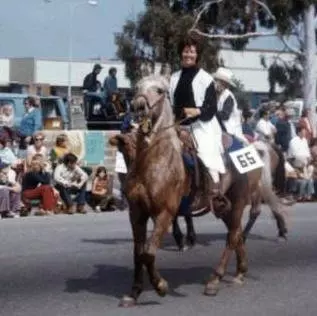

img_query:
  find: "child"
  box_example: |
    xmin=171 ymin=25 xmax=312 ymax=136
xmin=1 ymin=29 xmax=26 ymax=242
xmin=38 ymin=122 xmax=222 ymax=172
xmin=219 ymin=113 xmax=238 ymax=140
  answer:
xmin=91 ymin=166 xmax=115 ymax=212
xmin=50 ymin=134 xmax=70 ymax=168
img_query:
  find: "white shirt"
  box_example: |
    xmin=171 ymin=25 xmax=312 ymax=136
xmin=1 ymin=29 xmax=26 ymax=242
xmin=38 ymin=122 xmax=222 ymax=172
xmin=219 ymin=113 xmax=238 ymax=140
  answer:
xmin=255 ymin=119 xmax=276 ymax=138
xmin=54 ymin=164 xmax=88 ymax=187
xmin=288 ymin=136 xmax=311 ymax=166
xmin=27 ymin=145 xmax=47 ymax=158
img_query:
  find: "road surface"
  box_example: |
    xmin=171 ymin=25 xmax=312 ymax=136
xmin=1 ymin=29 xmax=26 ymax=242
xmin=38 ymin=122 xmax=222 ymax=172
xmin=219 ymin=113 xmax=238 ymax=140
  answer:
xmin=0 ymin=203 xmax=316 ymax=316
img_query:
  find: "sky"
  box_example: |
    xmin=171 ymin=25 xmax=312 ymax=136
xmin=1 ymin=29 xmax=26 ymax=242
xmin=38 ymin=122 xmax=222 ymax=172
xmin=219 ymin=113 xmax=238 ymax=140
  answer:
xmin=0 ymin=0 xmax=287 ymax=60
xmin=0 ymin=0 xmax=145 ymax=59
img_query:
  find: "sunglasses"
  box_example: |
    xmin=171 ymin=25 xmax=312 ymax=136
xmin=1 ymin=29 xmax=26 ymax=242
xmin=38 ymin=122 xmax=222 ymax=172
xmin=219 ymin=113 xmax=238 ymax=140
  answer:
xmin=35 ymin=138 xmax=43 ymax=141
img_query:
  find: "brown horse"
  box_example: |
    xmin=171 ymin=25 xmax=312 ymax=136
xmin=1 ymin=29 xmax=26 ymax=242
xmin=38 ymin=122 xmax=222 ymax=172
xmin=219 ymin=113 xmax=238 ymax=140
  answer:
xmin=110 ymin=131 xmax=289 ymax=252
xmin=110 ymin=131 xmax=198 ymax=251
xmin=115 ymin=75 xmax=287 ymax=307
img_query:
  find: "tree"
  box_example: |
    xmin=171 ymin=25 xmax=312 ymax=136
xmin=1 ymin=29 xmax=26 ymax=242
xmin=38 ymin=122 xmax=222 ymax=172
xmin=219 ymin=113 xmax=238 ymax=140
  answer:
xmin=115 ymin=1 xmax=221 ymax=85
xmin=188 ymin=0 xmax=317 ymax=133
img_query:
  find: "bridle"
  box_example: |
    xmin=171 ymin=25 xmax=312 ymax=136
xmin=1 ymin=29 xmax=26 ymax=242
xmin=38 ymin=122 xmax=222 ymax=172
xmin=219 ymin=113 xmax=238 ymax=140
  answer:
xmin=133 ymin=88 xmax=190 ymax=136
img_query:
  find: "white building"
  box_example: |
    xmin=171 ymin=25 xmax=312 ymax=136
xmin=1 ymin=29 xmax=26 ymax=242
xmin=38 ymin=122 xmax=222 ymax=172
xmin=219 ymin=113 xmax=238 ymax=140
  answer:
xmin=0 ymin=58 xmax=10 ymax=87
xmin=0 ymin=48 xmax=300 ymax=106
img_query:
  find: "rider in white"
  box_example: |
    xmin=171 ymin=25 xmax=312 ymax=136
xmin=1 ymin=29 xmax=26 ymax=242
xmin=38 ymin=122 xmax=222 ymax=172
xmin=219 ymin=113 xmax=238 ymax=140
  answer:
xmin=214 ymin=67 xmax=248 ymax=143
xmin=169 ymin=37 xmax=226 ymax=191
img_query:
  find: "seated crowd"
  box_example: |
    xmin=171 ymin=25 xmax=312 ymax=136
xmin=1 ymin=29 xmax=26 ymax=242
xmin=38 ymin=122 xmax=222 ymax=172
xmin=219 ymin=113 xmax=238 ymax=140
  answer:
xmin=249 ymin=105 xmax=317 ymax=202
xmin=0 ymin=132 xmax=116 ymax=219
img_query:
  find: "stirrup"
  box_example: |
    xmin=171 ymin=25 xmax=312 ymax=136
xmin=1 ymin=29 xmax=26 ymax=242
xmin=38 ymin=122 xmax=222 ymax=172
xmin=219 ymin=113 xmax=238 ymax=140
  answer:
xmin=211 ymin=193 xmax=231 ymax=218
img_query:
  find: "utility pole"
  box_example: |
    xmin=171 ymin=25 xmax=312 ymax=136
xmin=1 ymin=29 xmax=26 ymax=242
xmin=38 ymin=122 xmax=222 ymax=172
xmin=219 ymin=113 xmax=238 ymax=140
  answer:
xmin=303 ymin=4 xmax=316 ymax=136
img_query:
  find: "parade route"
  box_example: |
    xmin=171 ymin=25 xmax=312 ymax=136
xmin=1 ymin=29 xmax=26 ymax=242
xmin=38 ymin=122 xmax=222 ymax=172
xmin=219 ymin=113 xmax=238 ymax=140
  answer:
xmin=0 ymin=204 xmax=316 ymax=316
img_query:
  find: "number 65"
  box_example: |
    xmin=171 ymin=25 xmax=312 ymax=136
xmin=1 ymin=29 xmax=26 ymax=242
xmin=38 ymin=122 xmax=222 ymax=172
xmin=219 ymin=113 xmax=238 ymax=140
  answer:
xmin=237 ymin=152 xmax=256 ymax=168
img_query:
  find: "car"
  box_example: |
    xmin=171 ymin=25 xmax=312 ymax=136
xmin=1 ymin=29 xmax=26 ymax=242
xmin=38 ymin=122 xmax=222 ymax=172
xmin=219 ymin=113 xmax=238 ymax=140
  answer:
xmin=0 ymin=93 xmax=69 ymax=130
xmin=84 ymin=91 xmax=131 ymax=130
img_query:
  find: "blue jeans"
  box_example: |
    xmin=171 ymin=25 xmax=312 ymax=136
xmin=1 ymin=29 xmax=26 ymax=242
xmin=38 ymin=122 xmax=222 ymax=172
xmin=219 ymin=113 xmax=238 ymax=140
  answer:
xmin=297 ymin=179 xmax=314 ymax=197
xmin=55 ymin=183 xmax=86 ymax=207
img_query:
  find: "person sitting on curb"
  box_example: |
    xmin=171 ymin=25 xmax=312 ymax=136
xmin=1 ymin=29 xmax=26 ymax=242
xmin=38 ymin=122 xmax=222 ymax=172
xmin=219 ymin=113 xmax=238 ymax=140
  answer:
xmin=22 ymin=156 xmax=59 ymax=216
xmin=0 ymin=159 xmax=21 ymax=219
xmin=90 ymin=166 xmax=115 ymax=212
xmin=54 ymin=153 xmax=88 ymax=214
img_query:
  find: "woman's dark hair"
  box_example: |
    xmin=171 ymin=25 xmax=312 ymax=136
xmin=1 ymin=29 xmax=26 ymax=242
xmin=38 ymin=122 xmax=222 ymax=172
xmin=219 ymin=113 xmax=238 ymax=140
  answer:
xmin=109 ymin=67 xmax=117 ymax=75
xmin=63 ymin=153 xmax=78 ymax=165
xmin=301 ymin=108 xmax=308 ymax=117
xmin=0 ymin=137 xmax=7 ymax=148
xmin=259 ymin=109 xmax=269 ymax=118
xmin=24 ymin=96 xmax=38 ymax=108
xmin=95 ymin=166 xmax=107 ymax=178
xmin=56 ymin=134 xmax=68 ymax=146
xmin=178 ymin=36 xmax=202 ymax=61
xmin=242 ymin=109 xmax=253 ymax=120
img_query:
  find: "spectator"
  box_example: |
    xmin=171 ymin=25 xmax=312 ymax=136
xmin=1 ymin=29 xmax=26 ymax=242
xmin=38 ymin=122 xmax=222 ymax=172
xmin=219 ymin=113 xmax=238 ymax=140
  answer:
xmin=0 ymin=137 xmax=18 ymax=166
xmin=242 ymin=109 xmax=255 ymax=141
xmin=0 ymin=103 xmax=14 ymax=127
xmin=255 ymin=109 xmax=276 ymax=142
xmin=275 ymin=108 xmax=291 ymax=152
xmin=54 ymin=153 xmax=88 ymax=214
xmin=26 ymin=132 xmax=48 ymax=168
xmin=22 ymin=157 xmax=58 ymax=216
xmin=296 ymin=164 xmax=314 ymax=201
xmin=50 ymin=134 xmax=70 ymax=168
xmin=288 ymin=127 xmax=311 ymax=168
xmin=0 ymin=160 xmax=21 ymax=218
xmin=16 ymin=97 xmax=42 ymax=152
xmin=90 ymin=166 xmax=115 ymax=212
xmin=83 ymin=64 xmax=103 ymax=93
xmin=298 ymin=109 xmax=313 ymax=142
xmin=103 ymin=67 xmax=118 ymax=100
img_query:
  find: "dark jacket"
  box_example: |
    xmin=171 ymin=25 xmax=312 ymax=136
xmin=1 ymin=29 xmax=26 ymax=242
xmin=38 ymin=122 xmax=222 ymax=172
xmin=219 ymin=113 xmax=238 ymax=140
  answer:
xmin=275 ymin=119 xmax=291 ymax=152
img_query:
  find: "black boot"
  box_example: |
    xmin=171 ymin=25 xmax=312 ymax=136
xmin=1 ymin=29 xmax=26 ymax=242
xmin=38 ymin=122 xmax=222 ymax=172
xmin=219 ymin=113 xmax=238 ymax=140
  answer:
xmin=210 ymin=178 xmax=232 ymax=218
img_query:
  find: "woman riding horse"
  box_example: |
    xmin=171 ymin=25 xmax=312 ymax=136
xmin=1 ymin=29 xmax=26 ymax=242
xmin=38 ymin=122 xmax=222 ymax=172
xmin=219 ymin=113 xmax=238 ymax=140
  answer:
xmin=169 ymin=37 xmax=229 ymax=210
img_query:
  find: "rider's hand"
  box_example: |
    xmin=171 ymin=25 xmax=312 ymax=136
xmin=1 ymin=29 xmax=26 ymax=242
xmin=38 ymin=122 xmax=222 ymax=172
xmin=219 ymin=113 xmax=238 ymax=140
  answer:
xmin=183 ymin=108 xmax=200 ymax=118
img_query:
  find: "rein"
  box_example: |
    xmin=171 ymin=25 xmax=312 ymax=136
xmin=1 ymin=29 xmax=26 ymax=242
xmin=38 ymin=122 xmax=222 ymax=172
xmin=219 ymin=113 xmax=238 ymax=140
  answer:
xmin=134 ymin=91 xmax=192 ymax=136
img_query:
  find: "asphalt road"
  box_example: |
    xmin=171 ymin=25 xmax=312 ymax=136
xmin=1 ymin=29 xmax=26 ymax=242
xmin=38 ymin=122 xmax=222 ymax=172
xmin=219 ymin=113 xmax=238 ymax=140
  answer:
xmin=0 ymin=203 xmax=317 ymax=316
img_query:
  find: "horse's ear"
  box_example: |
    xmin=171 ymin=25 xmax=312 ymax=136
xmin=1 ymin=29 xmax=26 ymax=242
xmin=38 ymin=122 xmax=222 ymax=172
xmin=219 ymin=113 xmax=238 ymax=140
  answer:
xmin=109 ymin=135 xmax=120 ymax=146
xmin=109 ymin=134 xmax=126 ymax=147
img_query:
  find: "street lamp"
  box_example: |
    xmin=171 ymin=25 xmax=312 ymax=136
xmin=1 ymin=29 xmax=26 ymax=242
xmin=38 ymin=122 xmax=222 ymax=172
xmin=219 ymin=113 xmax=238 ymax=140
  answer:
xmin=44 ymin=0 xmax=98 ymax=129
xmin=67 ymin=0 xmax=98 ymax=129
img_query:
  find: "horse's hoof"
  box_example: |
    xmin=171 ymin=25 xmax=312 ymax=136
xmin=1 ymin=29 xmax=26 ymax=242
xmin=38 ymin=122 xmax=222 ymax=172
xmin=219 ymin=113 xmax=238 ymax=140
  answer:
xmin=186 ymin=236 xmax=196 ymax=248
xmin=204 ymin=282 xmax=219 ymax=296
xmin=179 ymin=245 xmax=189 ymax=252
xmin=155 ymin=278 xmax=169 ymax=297
xmin=277 ymin=235 xmax=287 ymax=243
xmin=119 ymin=295 xmax=137 ymax=308
xmin=232 ymin=274 xmax=245 ymax=285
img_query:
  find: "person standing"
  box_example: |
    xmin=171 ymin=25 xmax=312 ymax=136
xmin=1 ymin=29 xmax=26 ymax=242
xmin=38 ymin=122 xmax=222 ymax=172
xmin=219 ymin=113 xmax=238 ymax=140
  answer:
xmin=83 ymin=64 xmax=103 ymax=93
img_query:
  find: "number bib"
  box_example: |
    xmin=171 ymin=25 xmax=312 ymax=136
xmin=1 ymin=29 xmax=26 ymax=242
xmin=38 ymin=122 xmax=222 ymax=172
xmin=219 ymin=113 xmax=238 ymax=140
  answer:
xmin=229 ymin=145 xmax=264 ymax=174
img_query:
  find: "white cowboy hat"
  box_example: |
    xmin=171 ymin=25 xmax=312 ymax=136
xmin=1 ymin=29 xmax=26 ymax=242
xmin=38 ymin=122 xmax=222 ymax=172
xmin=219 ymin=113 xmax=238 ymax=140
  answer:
xmin=213 ymin=67 xmax=236 ymax=88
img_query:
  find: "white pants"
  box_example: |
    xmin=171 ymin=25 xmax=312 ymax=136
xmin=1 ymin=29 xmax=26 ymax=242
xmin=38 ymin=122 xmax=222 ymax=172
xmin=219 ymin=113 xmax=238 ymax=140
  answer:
xmin=191 ymin=120 xmax=226 ymax=183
